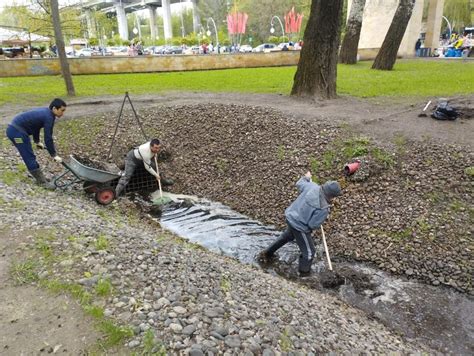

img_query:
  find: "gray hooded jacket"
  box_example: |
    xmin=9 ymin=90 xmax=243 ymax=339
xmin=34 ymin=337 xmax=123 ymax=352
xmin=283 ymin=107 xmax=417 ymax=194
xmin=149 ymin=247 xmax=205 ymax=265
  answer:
xmin=285 ymin=176 xmax=330 ymax=233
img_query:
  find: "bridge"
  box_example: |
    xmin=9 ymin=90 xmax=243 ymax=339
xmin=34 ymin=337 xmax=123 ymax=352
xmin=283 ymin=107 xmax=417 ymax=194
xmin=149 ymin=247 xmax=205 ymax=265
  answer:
xmin=82 ymin=0 xmax=199 ymax=41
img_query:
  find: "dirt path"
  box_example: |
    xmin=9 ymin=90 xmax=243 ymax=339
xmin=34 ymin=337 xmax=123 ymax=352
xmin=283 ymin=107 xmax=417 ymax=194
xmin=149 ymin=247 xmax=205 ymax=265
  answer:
xmin=1 ymin=92 xmax=472 ymax=148
xmin=0 ymin=229 xmax=98 ymax=355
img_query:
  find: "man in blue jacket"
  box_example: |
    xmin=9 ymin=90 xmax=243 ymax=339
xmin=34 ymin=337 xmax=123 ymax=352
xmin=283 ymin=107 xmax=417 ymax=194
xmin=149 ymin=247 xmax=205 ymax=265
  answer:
xmin=258 ymin=171 xmax=341 ymax=276
xmin=6 ymin=98 xmax=66 ymax=188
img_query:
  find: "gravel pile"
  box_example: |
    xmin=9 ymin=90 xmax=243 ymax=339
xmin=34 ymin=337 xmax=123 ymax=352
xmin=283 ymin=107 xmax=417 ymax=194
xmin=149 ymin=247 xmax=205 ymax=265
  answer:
xmin=0 ymin=150 xmax=433 ymax=353
xmin=54 ymin=103 xmax=472 ymax=294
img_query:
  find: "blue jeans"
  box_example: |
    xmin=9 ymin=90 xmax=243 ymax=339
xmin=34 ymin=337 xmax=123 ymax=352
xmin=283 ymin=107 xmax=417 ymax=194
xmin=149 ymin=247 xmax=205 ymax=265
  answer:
xmin=6 ymin=125 xmax=39 ymax=171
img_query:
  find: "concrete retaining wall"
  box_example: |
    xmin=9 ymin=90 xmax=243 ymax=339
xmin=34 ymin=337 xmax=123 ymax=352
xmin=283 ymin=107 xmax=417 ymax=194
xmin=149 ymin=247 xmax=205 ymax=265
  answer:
xmin=0 ymin=52 xmax=301 ymax=77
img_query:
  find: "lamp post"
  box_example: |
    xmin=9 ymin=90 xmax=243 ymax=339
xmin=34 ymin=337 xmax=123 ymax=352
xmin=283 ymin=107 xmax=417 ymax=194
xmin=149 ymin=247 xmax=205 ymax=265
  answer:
xmin=206 ymin=17 xmax=219 ymax=48
xmin=134 ymin=13 xmax=142 ymax=39
xmin=270 ymin=15 xmax=285 ymax=39
xmin=442 ymin=16 xmax=452 ymax=40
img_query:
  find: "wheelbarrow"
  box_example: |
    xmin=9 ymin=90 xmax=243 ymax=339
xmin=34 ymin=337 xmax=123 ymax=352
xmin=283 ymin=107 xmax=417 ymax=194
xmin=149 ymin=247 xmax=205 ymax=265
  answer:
xmin=54 ymin=155 xmax=121 ymax=205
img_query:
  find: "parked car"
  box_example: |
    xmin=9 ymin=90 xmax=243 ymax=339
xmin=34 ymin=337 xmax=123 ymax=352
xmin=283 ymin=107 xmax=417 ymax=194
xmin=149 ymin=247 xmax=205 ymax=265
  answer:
xmin=144 ymin=46 xmax=166 ymax=55
xmin=239 ymin=45 xmax=253 ymax=53
xmin=252 ymin=43 xmax=277 ymax=53
xmin=162 ymin=46 xmax=183 ymax=55
xmin=278 ymin=42 xmax=295 ymax=50
xmin=183 ymin=46 xmax=201 ymax=55
xmin=107 ymin=46 xmax=128 ymax=56
xmin=76 ymin=48 xmax=99 ymax=57
xmin=1 ymin=47 xmax=26 ymax=58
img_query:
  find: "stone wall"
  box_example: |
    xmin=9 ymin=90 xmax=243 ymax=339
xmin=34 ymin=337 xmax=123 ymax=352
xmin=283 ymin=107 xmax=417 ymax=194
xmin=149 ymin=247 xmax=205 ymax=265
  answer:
xmin=0 ymin=52 xmax=300 ymax=77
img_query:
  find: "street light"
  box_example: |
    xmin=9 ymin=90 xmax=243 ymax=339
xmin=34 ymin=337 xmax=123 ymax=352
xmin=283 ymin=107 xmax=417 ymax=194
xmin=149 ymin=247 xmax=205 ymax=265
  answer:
xmin=442 ymin=16 xmax=452 ymax=40
xmin=270 ymin=15 xmax=285 ymax=39
xmin=206 ymin=17 xmax=219 ymax=47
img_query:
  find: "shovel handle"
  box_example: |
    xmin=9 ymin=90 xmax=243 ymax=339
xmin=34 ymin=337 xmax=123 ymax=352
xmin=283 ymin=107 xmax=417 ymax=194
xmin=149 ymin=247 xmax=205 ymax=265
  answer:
xmin=422 ymin=100 xmax=432 ymax=112
xmin=320 ymin=225 xmax=333 ymax=271
xmin=154 ymin=156 xmax=163 ymax=198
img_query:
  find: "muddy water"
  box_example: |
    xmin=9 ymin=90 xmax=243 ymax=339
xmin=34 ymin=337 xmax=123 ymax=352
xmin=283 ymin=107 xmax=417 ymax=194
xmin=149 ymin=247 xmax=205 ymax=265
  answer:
xmin=151 ymin=192 xmax=473 ymax=354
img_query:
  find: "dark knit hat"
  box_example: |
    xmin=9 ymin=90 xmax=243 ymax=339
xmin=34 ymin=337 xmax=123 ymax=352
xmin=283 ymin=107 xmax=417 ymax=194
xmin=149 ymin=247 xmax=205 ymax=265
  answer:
xmin=322 ymin=181 xmax=342 ymax=200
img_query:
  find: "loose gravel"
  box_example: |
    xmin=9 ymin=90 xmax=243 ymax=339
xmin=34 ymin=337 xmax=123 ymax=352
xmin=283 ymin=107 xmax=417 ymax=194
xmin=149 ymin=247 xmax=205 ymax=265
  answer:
xmin=55 ymin=103 xmax=473 ymax=294
xmin=0 ymin=151 xmax=433 ymax=353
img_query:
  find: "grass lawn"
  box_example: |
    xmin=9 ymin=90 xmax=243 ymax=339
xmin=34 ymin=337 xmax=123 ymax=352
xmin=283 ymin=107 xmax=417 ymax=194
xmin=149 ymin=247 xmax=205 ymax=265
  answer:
xmin=0 ymin=59 xmax=472 ymax=106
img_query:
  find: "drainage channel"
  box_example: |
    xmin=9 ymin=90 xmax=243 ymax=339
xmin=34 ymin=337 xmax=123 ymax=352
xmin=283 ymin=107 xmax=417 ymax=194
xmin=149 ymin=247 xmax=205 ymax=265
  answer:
xmin=145 ymin=192 xmax=473 ymax=354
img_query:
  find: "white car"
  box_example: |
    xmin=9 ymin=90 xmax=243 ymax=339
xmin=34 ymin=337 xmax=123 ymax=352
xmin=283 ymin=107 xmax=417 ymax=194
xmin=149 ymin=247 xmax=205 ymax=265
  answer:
xmin=76 ymin=48 xmax=97 ymax=57
xmin=239 ymin=45 xmax=253 ymax=53
xmin=278 ymin=42 xmax=294 ymax=50
xmin=183 ymin=46 xmax=201 ymax=55
xmin=252 ymin=43 xmax=277 ymax=53
xmin=107 ymin=46 xmax=128 ymax=56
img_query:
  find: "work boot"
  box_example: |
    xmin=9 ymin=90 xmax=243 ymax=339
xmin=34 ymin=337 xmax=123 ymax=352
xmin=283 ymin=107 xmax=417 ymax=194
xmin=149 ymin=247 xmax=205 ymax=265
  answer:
xmin=256 ymin=250 xmax=276 ymax=265
xmin=29 ymin=169 xmax=55 ymax=190
xmin=298 ymin=270 xmax=311 ymax=277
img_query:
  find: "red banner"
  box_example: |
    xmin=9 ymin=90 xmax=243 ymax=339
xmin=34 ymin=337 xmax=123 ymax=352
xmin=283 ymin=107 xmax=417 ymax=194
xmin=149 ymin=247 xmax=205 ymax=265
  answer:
xmin=227 ymin=12 xmax=249 ymax=35
xmin=284 ymin=7 xmax=303 ymax=34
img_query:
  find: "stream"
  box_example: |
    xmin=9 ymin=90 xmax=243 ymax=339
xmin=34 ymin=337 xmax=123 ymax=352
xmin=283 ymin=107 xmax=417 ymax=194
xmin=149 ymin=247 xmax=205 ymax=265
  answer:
xmin=145 ymin=191 xmax=473 ymax=354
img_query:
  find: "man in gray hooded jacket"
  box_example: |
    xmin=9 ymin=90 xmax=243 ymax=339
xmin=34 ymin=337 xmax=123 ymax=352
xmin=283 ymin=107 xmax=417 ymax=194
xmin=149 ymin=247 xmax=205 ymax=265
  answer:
xmin=258 ymin=171 xmax=342 ymax=275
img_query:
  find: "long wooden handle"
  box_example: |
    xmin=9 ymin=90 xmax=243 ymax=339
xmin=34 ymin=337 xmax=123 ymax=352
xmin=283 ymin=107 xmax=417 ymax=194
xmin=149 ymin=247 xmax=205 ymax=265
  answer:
xmin=154 ymin=156 xmax=163 ymax=198
xmin=320 ymin=225 xmax=333 ymax=271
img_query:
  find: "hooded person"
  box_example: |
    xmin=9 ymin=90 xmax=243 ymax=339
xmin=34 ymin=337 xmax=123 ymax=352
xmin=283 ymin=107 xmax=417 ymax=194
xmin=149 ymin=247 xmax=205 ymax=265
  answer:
xmin=258 ymin=171 xmax=342 ymax=276
xmin=5 ymin=98 xmax=66 ymax=189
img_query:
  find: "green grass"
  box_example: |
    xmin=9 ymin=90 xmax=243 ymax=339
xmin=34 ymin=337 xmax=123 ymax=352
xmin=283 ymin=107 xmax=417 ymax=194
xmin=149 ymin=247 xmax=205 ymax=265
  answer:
xmin=97 ymin=320 xmax=134 ymax=348
xmin=0 ymin=60 xmax=472 ymax=106
xmin=94 ymin=234 xmax=109 ymax=251
xmin=95 ymin=278 xmax=113 ymax=297
xmin=142 ymin=330 xmax=166 ymax=355
xmin=10 ymin=259 xmax=39 ymax=284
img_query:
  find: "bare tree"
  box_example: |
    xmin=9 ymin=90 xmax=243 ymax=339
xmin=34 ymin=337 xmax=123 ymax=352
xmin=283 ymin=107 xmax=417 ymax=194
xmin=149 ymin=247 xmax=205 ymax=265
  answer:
xmin=50 ymin=0 xmax=75 ymax=96
xmin=339 ymin=0 xmax=366 ymax=64
xmin=291 ymin=0 xmax=344 ymax=99
xmin=372 ymin=0 xmax=416 ymax=70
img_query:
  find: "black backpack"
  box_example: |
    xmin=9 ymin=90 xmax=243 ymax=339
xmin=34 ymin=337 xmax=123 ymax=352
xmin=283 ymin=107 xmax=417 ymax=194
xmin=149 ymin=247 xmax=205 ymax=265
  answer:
xmin=431 ymin=102 xmax=460 ymax=120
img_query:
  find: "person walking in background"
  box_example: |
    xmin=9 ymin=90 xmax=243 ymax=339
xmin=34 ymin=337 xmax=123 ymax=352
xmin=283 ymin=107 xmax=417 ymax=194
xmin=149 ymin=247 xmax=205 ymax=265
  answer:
xmin=258 ymin=171 xmax=342 ymax=276
xmin=5 ymin=98 xmax=66 ymax=189
xmin=415 ymin=38 xmax=422 ymax=57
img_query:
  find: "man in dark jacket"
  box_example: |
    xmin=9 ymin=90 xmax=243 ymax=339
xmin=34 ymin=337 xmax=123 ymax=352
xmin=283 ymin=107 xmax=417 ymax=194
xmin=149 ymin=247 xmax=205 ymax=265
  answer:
xmin=5 ymin=98 xmax=66 ymax=188
xmin=258 ymin=171 xmax=341 ymax=275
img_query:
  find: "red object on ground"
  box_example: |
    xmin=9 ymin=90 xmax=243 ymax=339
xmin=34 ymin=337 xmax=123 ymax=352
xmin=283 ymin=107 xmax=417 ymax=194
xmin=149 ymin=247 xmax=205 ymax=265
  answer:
xmin=344 ymin=161 xmax=361 ymax=176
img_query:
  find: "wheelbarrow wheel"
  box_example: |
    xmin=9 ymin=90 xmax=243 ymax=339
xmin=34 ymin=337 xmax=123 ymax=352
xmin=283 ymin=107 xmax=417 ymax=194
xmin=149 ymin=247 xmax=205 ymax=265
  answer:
xmin=95 ymin=187 xmax=115 ymax=205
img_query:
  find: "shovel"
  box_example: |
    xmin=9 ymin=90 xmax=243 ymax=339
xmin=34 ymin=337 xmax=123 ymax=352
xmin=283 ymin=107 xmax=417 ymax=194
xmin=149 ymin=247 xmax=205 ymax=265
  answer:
xmin=320 ymin=225 xmax=333 ymax=271
xmin=418 ymin=100 xmax=432 ymax=117
xmin=153 ymin=155 xmax=172 ymax=206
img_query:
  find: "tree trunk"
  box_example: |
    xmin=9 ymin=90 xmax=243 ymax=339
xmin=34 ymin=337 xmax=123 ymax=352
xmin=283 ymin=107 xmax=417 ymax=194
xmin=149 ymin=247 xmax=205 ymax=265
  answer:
xmin=291 ymin=0 xmax=344 ymax=100
xmin=372 ymin=0 xmax=416 ymax=70
xmin=339 ymin=0 xmax=366 ymax=64
xmin=50 ymin=0 xmax=75 ymax=96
